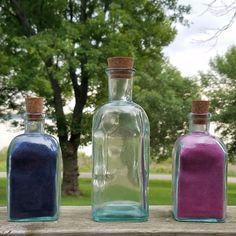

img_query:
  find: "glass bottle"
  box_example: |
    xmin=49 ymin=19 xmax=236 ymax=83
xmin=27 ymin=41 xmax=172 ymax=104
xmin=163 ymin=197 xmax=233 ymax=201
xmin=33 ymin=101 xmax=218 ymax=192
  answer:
xmin=7 ymin=96 xmax=61 ymax=222
xmin=92 ymin=57 xmax=150 ymax=222
xmin=172 ymin=100 xmax=227 ymax=222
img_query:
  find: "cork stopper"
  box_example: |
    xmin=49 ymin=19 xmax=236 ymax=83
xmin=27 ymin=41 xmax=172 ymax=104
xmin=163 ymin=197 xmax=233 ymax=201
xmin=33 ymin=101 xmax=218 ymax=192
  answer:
xmin=192 ymin=100 xmax=209 ymax=113
xmin=107 ymin=57 xmax=134 ymax=69
xmin=25 ymin=96 xmax=43 ymax=120
xmin=191 ymin=100 xmax=210 ymax=124
xmin=107 ymin=57 xmax=134 ymax=79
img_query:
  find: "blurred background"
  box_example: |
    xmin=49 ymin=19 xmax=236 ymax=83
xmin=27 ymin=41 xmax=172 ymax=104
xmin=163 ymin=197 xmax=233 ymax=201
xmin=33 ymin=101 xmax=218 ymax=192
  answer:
xmin=1 ymin=0 xmax=236 ymax=204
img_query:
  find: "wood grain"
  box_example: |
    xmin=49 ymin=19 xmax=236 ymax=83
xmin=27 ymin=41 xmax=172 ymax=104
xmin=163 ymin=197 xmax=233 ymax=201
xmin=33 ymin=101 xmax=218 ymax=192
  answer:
xmin=0 ymin=206 xmax=236 ymax=235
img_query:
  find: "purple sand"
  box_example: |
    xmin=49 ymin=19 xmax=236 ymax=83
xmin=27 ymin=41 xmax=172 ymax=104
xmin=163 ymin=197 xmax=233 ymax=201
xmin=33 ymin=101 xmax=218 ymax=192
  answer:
xmin=177 ymin=133 xmax=225 ymax=219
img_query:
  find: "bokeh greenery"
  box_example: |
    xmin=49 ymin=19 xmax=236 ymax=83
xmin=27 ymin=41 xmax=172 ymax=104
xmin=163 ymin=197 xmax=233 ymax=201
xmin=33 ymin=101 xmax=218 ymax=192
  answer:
xmin=200 ymin=46 xmax=236 ymax=162
xmin=0 ymin=0 xmax=193 ymax=195
xmin=1 ymin=178 xmax=236 ymax=206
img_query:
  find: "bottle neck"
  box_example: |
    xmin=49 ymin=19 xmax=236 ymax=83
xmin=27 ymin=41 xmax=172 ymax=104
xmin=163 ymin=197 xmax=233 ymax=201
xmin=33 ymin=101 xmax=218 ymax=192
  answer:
xmin=107 ymin=68 xmax=134 ymax=102
xmin=188 ymin=113 xmax=211 ymax=133
xmin=24 ymin=113 xmax=45 ymax=134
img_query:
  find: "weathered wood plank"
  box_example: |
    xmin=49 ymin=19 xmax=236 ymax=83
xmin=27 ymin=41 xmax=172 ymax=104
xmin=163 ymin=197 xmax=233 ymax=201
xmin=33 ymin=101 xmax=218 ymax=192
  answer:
xmin=0 ymin=206 xmax=236 ymax=235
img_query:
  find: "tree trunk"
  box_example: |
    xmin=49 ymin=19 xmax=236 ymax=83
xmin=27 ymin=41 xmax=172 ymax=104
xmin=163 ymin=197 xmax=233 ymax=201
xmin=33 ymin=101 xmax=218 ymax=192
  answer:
xmin=46 ymin=61 xmax=81 ymax=196
xmin=61 ymin=142 xmax=80 ymax=196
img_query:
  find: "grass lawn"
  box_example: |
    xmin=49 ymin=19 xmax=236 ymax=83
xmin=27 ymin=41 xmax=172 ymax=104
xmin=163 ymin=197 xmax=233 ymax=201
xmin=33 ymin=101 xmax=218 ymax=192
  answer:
xmin=1 ymin=178 xmax=236 ymax=206
xmin=0 ymin=148 xmax=7 ymax=172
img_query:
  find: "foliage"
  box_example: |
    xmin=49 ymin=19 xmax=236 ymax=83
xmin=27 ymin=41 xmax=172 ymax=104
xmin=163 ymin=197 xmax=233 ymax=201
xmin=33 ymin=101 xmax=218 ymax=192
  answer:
xmin=0 ymin=0 xmax=191 ymax=194
xmin=200 ymin=46 xmax=236 ymax=162
xmin=0 ymin=0 xmax=190 ymax=138
xmin=134 ymin=60 xmax=199 ymax=161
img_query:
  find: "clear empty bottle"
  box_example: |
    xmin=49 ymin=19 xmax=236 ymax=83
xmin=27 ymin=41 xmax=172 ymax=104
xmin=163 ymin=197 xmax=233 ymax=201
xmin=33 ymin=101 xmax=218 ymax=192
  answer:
xmin=92 ymin=57 xmax=150 ymax=222
xmin=7 ymin=97 xmax=61 ymax=222
xmin=172 ymin=100 xmax=227 ymax=222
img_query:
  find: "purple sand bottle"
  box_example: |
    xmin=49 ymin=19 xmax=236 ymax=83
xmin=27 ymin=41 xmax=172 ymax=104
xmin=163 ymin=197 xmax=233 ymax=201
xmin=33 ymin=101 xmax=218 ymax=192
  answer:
xmin=172 ymin=100 xmax=227 ymax=222
xmin=7 ymin=97 xmax=61 ymax=222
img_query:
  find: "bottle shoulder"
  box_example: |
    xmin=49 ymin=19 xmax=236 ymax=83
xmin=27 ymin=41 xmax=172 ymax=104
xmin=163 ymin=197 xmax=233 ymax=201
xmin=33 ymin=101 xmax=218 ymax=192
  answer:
xmin=11 ymin=132 xmax=58 ymax=142
xmin=94 ymin=101 xmax=146 ymax=114
xmin=174 ymin=132 xmax=227 ymax=154
xmin=177 ymin=132 xmax=222 ymax=142
xmin=93 ymin=101 xmax=149 ymax=134
xmin=94 ymin=101 xmax=149 ymax=121
xmin=8 ymin=133 xmax=59 ymax=153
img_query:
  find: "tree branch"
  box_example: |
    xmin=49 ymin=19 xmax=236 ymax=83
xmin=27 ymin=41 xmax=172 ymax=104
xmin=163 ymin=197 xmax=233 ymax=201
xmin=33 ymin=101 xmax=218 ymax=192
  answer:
xmin=68 ymin=0 xmax=73 ymax=22
xmin=200 ymin=0 xmax=236 ymax=44
xmin=103 ymin=0 xmax=112 ymax=13
xmin=10 ymin=0 xmax=68 ymax=144
xmin=80 ymin=0 xmax=87 ymax=22
xmin=45 ymin=58 xmax=68 ymax=143
xmin=67 ymin=0 xmax=89 ymax=145
xmin=39 ymin=0 xmax=45 ymax=30
xmin=69 ymin=57 xmax=89 ymax=144
xmin=10 ymin=0 xmax=34 ymax=36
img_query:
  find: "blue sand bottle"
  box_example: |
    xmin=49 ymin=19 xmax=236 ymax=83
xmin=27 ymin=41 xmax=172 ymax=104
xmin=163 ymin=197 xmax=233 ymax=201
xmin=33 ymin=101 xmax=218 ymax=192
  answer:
xmin=7 ymin=96 xmax=61 ymax=222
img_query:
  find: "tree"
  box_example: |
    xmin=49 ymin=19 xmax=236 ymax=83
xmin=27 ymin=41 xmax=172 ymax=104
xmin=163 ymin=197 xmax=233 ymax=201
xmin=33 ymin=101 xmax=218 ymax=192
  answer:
xmin=200 ymin=46 xmax=236 ymax=162
xmin=134 ymin=60 xmax=199 ymax=161
xmin=0 ymin=0 xmax=190 ymax=195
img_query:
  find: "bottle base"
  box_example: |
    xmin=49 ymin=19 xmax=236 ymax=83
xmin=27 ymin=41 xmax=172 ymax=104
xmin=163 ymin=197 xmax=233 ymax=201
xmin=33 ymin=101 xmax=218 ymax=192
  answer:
xmin=92 ymin=201 xmax=148 ymax=222
xmin=8 ymin=215 xmax=59 ymax=222
xmin=173 ymin=212 xmax=225 ymax=223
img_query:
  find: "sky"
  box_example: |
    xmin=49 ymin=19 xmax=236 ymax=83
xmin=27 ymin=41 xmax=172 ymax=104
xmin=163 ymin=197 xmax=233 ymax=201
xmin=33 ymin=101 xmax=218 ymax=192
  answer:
xmin=164 ymin=0 xmax=236 ymax=77
xmin=1 ymin=0 xmax=236 ymax=150
xmin=0 ymin=122 xmax=22 ymax=150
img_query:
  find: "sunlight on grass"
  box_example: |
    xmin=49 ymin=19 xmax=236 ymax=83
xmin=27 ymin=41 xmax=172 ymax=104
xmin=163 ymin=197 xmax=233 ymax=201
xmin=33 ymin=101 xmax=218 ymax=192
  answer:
xmin=0 ymin=148 xmax=7 ymax=172
xmin=1 ymin=178 xmax=236 ymax=206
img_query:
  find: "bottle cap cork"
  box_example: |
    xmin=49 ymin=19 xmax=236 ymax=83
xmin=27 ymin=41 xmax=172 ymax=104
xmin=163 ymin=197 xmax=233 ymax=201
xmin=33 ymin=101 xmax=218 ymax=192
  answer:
xmin=191 ymin=100 xmax=210 ymax=124
xmin=25 ymin=96 xmax=43 ymax=120
xmin=192 ymin=100 xmax=209 ymax=113
xmin=107 ymin=57 xmax=134 ymax=79
xmin=107 ymin=57 xmax=134 ymax=69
